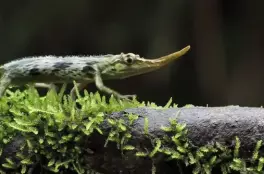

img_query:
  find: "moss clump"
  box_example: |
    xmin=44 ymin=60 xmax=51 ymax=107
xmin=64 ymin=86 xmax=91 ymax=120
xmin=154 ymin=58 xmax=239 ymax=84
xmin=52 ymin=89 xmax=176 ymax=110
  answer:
xmin=0 ymin=85 xmax=144 ymax=173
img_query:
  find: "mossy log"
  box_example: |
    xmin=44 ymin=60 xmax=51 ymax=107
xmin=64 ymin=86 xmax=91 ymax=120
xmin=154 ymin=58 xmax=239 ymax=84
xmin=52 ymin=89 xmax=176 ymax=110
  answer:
xmin=2 ymin=105 xmax=264 ymax=174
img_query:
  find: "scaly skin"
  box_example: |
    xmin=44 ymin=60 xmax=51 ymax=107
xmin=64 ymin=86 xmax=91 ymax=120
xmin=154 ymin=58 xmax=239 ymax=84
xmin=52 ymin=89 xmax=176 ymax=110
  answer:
xmin=0 ymin=45 xmax=190 ymax=99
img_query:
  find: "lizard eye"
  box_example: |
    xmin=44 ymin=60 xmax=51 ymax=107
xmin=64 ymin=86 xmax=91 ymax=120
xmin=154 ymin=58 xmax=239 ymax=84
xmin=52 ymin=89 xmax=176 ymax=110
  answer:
xmin=125 ymin=57 xmax=133 ymax=64
xmin=124 ymin=54 xmax=135 ymax=65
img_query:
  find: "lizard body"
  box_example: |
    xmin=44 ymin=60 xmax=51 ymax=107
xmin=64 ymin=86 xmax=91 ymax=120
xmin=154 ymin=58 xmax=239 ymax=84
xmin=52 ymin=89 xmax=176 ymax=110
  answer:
xmin=0 ymin=45 xmax=190 ymax=99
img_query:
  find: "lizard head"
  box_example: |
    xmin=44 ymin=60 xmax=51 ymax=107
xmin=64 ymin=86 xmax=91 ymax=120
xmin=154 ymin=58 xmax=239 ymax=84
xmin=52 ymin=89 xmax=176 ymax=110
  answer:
xmin=100 ymin=45 xmax=190 ymax=79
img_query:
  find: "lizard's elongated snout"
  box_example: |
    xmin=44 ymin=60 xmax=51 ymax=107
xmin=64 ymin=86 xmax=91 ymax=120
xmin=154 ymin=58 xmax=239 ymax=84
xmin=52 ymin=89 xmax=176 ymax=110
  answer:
xmin=144 ymin=45 xmax=191 ymax=67
xmin=102 ymin=45 xmax=191 ymax=80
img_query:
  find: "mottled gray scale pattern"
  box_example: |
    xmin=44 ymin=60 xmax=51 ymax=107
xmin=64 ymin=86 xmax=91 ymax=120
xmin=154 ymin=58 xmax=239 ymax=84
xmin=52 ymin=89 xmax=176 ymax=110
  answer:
xmin=51 ymin=68 xmax=60 ymax=73
xmin=2 ymin=55 xmax=107 ymax=81
xmin=53 ymin=62 xmax=72 ymax=70
xmin=29 ymin=68 xmax=41 ymax=76
xmin=82 ymin=65 xmax=96 ymax=74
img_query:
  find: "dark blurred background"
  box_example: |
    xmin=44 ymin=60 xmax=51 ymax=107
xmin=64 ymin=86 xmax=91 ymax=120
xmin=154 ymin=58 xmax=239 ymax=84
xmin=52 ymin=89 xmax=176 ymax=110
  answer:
xmin=0 ymin=0 xmax=264 ymax=107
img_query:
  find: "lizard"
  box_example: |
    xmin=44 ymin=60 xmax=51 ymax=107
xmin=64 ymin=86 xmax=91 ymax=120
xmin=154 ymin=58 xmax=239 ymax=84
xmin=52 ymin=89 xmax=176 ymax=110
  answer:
xmin=0 ymin=45 xmax=190 ymax=100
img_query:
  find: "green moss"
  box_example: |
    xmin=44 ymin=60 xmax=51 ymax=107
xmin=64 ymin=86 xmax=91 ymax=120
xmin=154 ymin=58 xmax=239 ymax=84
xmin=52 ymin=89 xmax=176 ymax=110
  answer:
xmin=0 ymin=85 xmax=144 ymax=173
xmin=0 ymin=86 xmax=263 ymax=174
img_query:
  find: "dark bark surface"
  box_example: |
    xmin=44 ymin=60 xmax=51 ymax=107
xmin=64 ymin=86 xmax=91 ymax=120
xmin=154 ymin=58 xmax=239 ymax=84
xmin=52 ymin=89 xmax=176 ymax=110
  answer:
xmin=124 ymin=106 xmax=264 ymax=150
xmin=2 ymin=106 xmax=264 ymax=173
xmin=85 ymin=106 xmax=264 ymax=173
